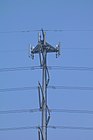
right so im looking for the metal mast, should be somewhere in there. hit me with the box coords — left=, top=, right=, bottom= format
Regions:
left=29, top=29, right=60, bottom=140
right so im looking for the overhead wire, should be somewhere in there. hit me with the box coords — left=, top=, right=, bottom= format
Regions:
left=1, top=66, right=93, bottom=72
left=0, top=86, right=37, bottom=93
left=1, top=125, right=93, bottom=131
left=0, top=66, right=41, bottom=72
left=48, top=126, right=93, bottom=131
left=0, top=126, right=38, bottom=131
left=1, top=108, right=93, bottom=115
left=0, top=109, right=39, bottom=114
left=0, top=30, right=40, bottom=34
left=49, top=85, right=93, bottom=91
left=0, top=49, right=26, bottom=53
left=48, top=66, right=93, bottom=71
left=1, top=85, right=93, bottom=93
left=44, top=29, right=93, bottom=32
left=0, top=29, right=93, bottom=34
left=50, top=109, right=93, bottom=114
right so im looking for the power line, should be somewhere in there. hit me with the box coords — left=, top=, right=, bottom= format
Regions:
left=50, top=109, right=93, bottom=114
left=63, top=47, right=93, bottom=50
left=1, top=108, right=93, bottom=115
left=0, top=30, right=40, bottom=34
left=0, top=49, right=26, bottom=53
left=49, top=86, right=93, bottom=91
left=48, top=126, right=93, bottom=131
left=1, top=85, right=93, bottom=93
left=0, top=109, right=39, bottom=114
left=48, top=66, right=93, bottom=71
left=0, top=66, right=41, bottom=72
left=0, top=29, right=93, bottom=34
left=0, top=86, right=37, bottom=93
left=1, top=125, right=93, bottom=131
left=0, top=126, right=38, bottom=131
left=1, top=66, right=93, bottom=72
left=44, top=29, right=93, bottom=32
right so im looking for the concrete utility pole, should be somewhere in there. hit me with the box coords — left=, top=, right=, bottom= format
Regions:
left=30, top=29, right=60, bottom=140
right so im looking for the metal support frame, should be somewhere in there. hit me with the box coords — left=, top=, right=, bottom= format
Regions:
left=29, top=29, right=60, bottom=140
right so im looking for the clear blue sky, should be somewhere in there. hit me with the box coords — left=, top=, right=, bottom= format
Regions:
left=0, top=0, right=93, bottom=139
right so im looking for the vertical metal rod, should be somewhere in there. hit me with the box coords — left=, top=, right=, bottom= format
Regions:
left=42, top=49, right=47, bottom=140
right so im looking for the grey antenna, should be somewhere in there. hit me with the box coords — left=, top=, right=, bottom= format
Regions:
left=38, top=32, right=41, bottom=43
left=56, top=42, right=61, bottom=58
left=29, top=44, right=34, bottom=59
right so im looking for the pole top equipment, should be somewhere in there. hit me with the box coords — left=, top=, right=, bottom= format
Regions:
left=29, top=29, right=60, bottom=59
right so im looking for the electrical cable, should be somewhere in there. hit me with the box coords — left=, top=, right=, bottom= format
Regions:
left=0, top=30, right=40, bottom=34
left=48, top=126, right=93, bottom=131
left=49, top=86, right=93, bottom=91
left=50, top=109, right=93, bottom=114
left=1, top=66, right=93, bottom=72
left=1, top=125, right=93, bottom=131
left=0, top=49, right=26, bottom=53
left=48, top=66, right=93, bottom=71
left=0, top=66, right=41, bottom=72
left=63, top=47, right=93, bottom=50
left=0, top=86, right=37, bottom=92
left=1, top=85, right=93, bottom=93
left=44, top=29, right=93, bottom=32
left=0, top=109, right=39, bottom=114
left=1, top=108, right=93, bottom=115
left=0, top=29, right=93, bottom=34
left=0, top=126, right=38, bottom=131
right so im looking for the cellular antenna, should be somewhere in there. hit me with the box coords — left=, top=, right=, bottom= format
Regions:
left=29, top=29, right=60, bottom=140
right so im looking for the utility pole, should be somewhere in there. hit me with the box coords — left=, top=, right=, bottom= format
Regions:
left=29, top=29, right=60, bottom=140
